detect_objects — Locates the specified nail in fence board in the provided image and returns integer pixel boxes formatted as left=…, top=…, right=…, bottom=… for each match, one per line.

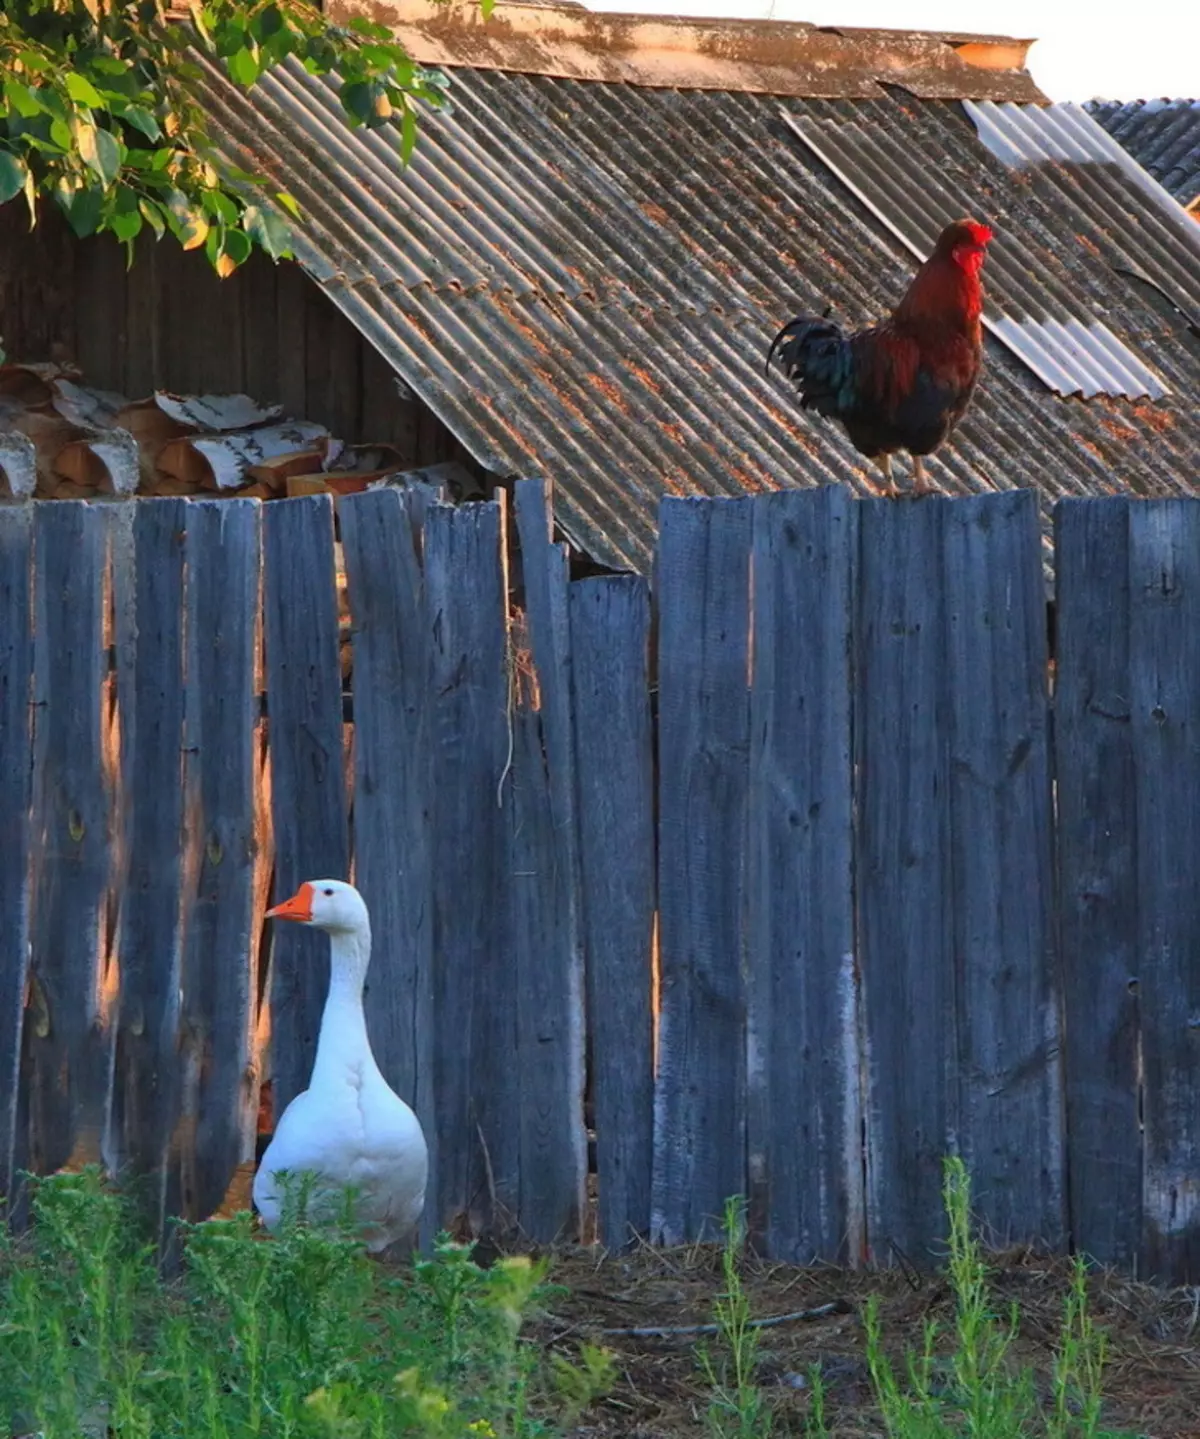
left=1128, top=501, right=1200, bottom=1283
left=263, top=494, right=351, bottom=1114
left=1053, top=499, right=1141, bottom=1269
left=856, top=498, right=952, bottom=1263
left=424, top=498, right=516, bottom=1234
left=944, top=492, right=1062, bottom=1249
left=179, top=500, right=262, bottom=1221
left=511, top=478, right=587, bottom=1242
left=27, top=501, right=115, bottom=1174
left=111, top=499, right=188, bottom=1243
left=746, top=488, right=859, bottom=1264
left=0, top=508, right=33, bottom=1206
left=339, top=489, right=435, bottom=1217
left=653, top=495, right=752, bottom=1245
left=570, top=574, right=655, bottom=1249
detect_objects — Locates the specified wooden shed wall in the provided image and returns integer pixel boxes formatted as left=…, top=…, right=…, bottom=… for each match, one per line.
left=0, top=204, right=477, bottom=471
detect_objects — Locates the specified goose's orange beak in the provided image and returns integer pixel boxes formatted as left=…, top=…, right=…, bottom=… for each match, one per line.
left=266, top=882, right=315, bottom=923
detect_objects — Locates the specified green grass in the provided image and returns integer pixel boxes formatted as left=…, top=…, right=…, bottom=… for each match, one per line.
left=0, top=1168, right=612, bottom=1439
left=699, top=1159, right=1143, bottom=1439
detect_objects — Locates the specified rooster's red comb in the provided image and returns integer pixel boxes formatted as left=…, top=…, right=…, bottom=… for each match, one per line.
left=965, top=220, right=994, bottom=246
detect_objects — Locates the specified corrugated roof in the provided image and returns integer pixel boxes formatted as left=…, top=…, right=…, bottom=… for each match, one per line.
left=1086, top=99, right=1200, bottom=211
left=192, top=15, right=1200, bottom=574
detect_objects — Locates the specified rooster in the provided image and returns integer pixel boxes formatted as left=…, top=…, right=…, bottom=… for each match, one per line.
left=766, top=219, right=993, bottom=497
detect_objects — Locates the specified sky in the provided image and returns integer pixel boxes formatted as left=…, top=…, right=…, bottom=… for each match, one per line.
left=582, top=0, right=1200, bottom=101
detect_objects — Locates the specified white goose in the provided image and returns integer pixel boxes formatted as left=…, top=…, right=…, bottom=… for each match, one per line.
left=252, top=879, right=428, bottom=1251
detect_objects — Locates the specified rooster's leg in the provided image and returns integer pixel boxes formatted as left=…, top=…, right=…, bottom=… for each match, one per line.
left=873, top=453, right=901, bottom=499
left=910, top=454, right=935, bottom=498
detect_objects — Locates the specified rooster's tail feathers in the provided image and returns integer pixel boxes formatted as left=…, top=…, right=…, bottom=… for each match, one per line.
left=765, top=315, right=856, bottom=418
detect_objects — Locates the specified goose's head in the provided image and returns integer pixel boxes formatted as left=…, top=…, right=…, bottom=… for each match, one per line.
left=267, top=879, right=368, bottom=935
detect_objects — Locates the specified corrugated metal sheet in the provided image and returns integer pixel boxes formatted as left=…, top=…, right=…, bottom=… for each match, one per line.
left=194, top=55, right=1200, bottom=574
left=784, top=110, right=1169, bottom=400
left=1086, top=99, right=1200, bottom=210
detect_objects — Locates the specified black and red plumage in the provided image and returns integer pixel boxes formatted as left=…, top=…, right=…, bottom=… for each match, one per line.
left=766, top=219, right=993, bottom=497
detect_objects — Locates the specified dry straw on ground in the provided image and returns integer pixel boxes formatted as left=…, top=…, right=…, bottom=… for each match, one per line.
left=515, top=1239, right=1200, bottom=1438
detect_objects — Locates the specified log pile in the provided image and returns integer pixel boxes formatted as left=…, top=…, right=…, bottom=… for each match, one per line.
left=0, top=359, right=431, bottom=504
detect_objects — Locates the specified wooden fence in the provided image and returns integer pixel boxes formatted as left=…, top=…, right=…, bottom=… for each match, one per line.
left=0, top=482, right=1198, bottom=1284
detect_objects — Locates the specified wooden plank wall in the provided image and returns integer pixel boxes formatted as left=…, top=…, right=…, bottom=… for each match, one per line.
left=3, top=488, right=1200, bottom=1284
left=57, top=231, right=474, bottom=473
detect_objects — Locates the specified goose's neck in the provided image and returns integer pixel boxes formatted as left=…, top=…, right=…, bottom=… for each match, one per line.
left=311, top=924, right=375, bottom=1082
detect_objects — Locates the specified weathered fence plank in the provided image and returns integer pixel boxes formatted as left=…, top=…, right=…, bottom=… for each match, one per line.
left=943, top=491, right=1062, bottom=1249
left=339, top=488, right=435, bottom=1213
left=111, top=499, right=187, bottom=1242
left=1128, top=501, right=1200, bottom=1283
left=178, top=500, right=262, bottom=1222
left=263, top=494, right=350, bottom=1114
left=746, top=487, right=858, bottom=1264
left=653, top=495, right=752, bottom=1244
left=424, top=498, right=516, bottom=1235
left=570, top=574, right=655, bottom=1249
left=856, top=498, right=952, bottom=1264
left=510, top=479, right=587, bottom=1243
left=1054, top=498, right=1141, bottom=1268
left=0, top=508, right=33, bottom=1206
left=26, top=502, right=115, bottom=1174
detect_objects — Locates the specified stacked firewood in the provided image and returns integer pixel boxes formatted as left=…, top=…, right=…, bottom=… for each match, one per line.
left=0, top=360, right=412, bottom=502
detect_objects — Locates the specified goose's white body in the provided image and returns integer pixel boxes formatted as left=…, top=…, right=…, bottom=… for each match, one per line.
left=253, top=881, right=428, bottom=1251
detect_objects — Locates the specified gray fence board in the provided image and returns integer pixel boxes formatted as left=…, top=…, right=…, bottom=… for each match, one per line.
left=111, top=499, right=187, bottom=1241
left=1054, top=498, right=1141, bottom=1268
left=0, top=508, right=32, bottom=1206
left=944, top=491, right=1062, bottom=1249
left=746, top=488, right=858, bottom=1264
left=27, top=501, right=114, bottom=1173
left=653, top=495, right=752, bottom=1244
left=179, top=500, right=262, bottom=1222
left=263, top=494, right=350, bottom=1114
left=511, top=479, right=587, bottom=1242
left=570, top=575, right=655, bottom=1249
left=425, top=498, right=516, bottom=1234
left=339, top=488, right=435, bottom=1207
left=856, top=498, right=952, bottom=1264
left=1128, top=501, right=1200, bottom=1284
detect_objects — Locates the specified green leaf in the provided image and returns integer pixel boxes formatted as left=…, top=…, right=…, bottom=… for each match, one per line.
left=164, top=189, right=209, bottom=250
left=139, top=197, right=166, bottom=239
left=204, top=188, right=239, bottom=225
left=50, top=118, right=73, bottom=151
left=400, top=103, right=418, bottom=165
left=57, top=183, right=104, bottom=238
left=242, top=203, right=292, bottom=260
left=0, top=151, right=29, bottom=206
left=4, top=81, right=44, bottom=119
left=339, top=79, right=373, bottom=126
left=251, top=4, right=284, bottom=41
left=76, top=123, right=122, bottom=188
left=222, top=227, right=253, bottom=266
left=109, top=208, right=143, bottom=243
left=275, top=190, right=302, bottom=220
left=65, top=72, right=106, bottom=109
left=17, top=50, right=53, bottom=75
left=227, top=46, right=261, bottom=87
left=121, top=106, right=162, bottom=142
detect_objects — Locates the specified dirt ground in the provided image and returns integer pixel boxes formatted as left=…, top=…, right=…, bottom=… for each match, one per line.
left=524, top=1241, right=1200, bottom=1438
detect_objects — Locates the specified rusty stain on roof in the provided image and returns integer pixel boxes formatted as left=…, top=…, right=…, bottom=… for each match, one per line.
left=325, top=0, right=1043, bottom=102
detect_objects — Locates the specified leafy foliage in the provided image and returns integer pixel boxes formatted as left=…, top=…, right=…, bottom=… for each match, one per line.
left=0, top=1167, right=613, bottom=1438
left=0, top=0, right=471, bottom=277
